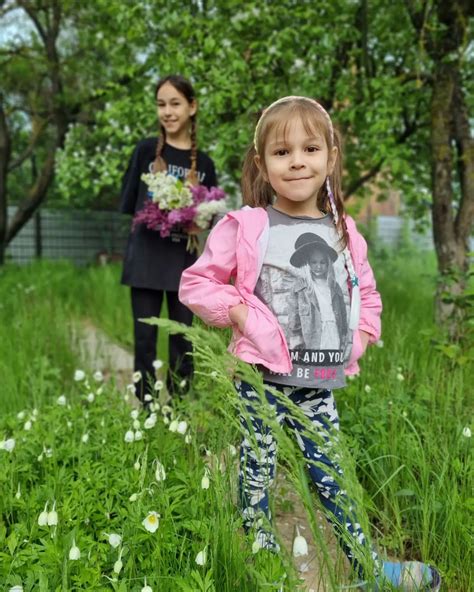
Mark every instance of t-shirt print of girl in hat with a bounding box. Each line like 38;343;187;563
288;232;348;352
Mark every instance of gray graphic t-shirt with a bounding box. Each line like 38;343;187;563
255;206;353;389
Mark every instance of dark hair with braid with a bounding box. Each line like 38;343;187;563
153;75;198;185
241;97;348;248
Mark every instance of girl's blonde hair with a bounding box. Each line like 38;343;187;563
241;97;348;247
153;75;198;185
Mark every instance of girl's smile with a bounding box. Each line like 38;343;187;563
156;82;196;142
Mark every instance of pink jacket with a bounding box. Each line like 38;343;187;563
179;207;382;376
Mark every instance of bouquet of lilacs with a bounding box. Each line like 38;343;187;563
132;172;227;239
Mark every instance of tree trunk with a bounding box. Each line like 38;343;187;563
0;99;11;265
429;1;473;330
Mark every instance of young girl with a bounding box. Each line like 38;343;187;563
120;75;217;401
179;97;441;590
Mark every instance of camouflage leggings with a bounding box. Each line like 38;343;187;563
237;379;378;578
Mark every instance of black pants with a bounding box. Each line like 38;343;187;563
131;287;193;400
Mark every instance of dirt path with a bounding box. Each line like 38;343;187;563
74;320;348;591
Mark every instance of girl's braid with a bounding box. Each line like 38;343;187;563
326;177;360;330
187;117;198;186
153;125;167;173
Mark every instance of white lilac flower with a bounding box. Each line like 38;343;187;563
144;394;153;402
1;438;15;452
57;395;67;406
74;369;86;382
152;359;164;370
195;548;207;565
292;526;308;557
142;511;160;533
364;385;372;394
153;380;164;391
144;414;157;430
133;419;141;430
396;373;405;382
124;430;135;443
462;426;472;438
38;502;49;526
93;370;104;382
132;371;142;383
24;420;32;431
47;502;58;526
86;393;95;403
134;430;143;441
155;461;166;482
69;539;81;560
201;468;210;490
81;433;89;444
131;409;139;420
168;419;178;433
177;421;188;435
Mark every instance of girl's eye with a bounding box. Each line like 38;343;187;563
274;149;288;156
307;146;320;152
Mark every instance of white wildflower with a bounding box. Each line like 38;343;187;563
169;419;178;433
396;373;405;381
228;444;237;457
106;533;122;548
185;434;192;444
134;458;141;471
38;502;49;526
179;379;187;389
133;419;141;430
155;460;166;482
113;558;123;574
74;369;86;382
144;414;157;429
86;393;95;403
153;380;164;391
81;433;89;444
9;586;23;592
375;339;384;348
16;411;26;420
129;493;139;502
252;538;261;554
144;393;153;402
293;526;308;557
177;421;188;435
69;539;81;560
195;548;207;565
364;385;372;393
142;511;160;533
24;420;32;431
131;409;139;420
462;426;471;438
141;578;153;592
126;383;136;394
15;483;21;499
134;430;143;441
57;395;67;406
47;501;58;526
132;371;142;383
152;359;164;370
201;468;210;490
93;370;104;382
124;430;135;443
1;438;15;452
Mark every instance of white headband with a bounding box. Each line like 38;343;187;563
253;95;334;151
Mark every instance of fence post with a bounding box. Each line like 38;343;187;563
35;210;42;259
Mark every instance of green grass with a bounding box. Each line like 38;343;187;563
0;251;472;590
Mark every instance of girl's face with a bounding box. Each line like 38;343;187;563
308;250;329;278
257;117;337;217
156;82;196;138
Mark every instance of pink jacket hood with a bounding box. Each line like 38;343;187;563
179;207;382;376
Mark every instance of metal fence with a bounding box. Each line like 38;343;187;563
5;207;436;266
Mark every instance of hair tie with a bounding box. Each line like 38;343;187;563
253;96;334;151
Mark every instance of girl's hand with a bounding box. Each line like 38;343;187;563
229;304;249;332
187;222;204;235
